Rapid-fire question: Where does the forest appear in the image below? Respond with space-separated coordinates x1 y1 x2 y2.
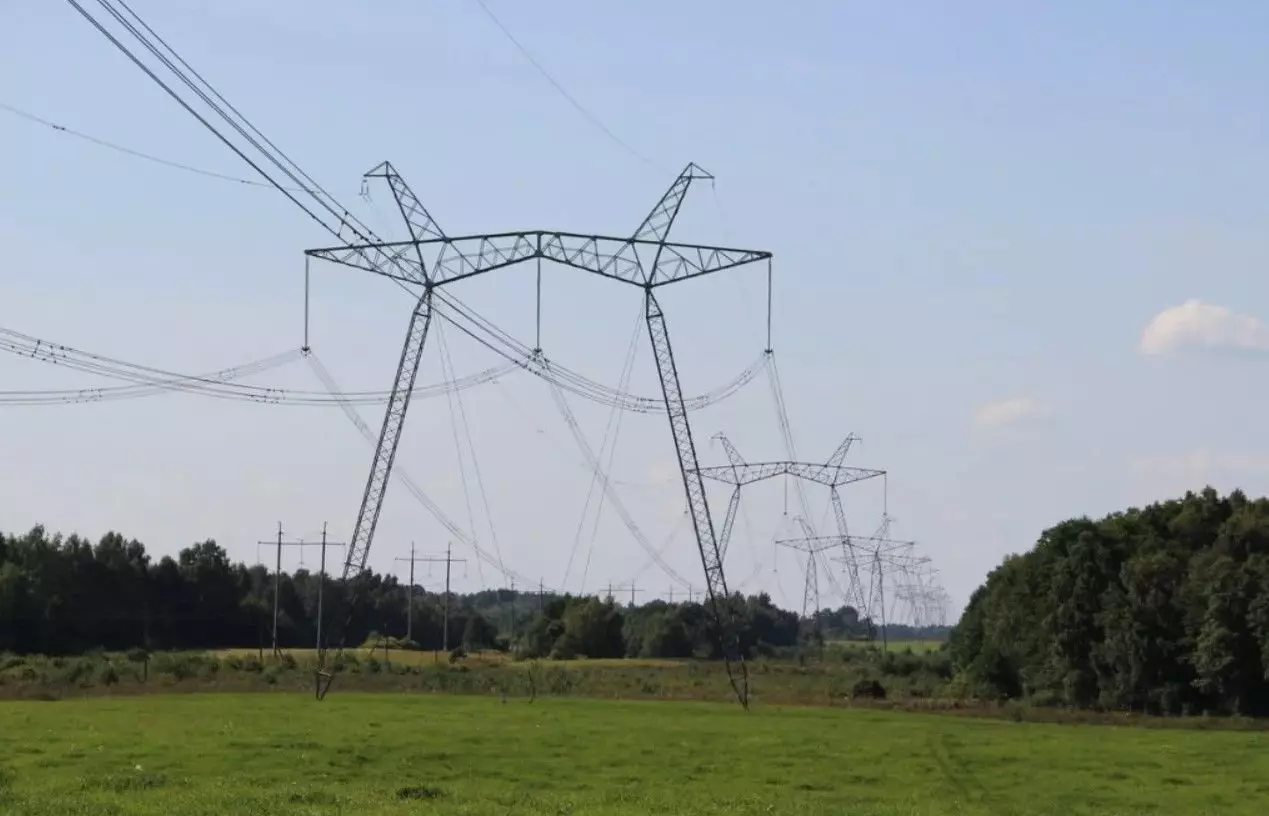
951 487 1269 716
0 525 926 659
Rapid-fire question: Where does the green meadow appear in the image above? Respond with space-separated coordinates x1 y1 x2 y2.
1 692 1266 815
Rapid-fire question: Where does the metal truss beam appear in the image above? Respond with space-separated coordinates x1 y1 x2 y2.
696 434 884 488
781 533 922 558
697 460 885 488
306 231 770 289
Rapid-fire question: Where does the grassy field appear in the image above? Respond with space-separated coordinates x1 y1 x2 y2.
830 639 946 656
1 693 1267 815
214 648 687 670
1 648 959 707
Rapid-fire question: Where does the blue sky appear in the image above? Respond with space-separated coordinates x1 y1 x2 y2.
4 1 1269 621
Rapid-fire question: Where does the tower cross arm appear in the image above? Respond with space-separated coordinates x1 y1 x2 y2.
787 463 887 488
305 242 427 286
695 461 790 486
695 461 885 487
777 533 918 551
306 231 770 289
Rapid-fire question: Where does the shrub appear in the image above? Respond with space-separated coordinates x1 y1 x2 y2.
64 658 97 685
98 664 120 686
851 679 887 700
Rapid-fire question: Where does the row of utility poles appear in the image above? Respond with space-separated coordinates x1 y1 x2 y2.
257 528 468 655
396 543 465 651
257 522 345 657
255 527 706 655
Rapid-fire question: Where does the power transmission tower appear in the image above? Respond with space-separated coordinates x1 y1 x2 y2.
395 543 465 649
307 162 772 706
776 525 840 659
779 526 930 651
697 432 885 612
256 523 313 657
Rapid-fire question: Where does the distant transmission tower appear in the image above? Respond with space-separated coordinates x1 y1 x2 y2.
697 432 885 617
306 162 772 706
775 520 841 657
778 520 930 650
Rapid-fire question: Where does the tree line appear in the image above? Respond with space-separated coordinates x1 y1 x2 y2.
950 487 1269 716
0 525 933 658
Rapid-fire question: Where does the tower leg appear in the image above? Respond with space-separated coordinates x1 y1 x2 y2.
718 486 741 562
317 288 434 699
643 288 748 708
831 488 869 621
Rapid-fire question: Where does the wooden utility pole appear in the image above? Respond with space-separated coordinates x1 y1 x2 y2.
256 523 311 657
396 544 465 650
271 522 281 654
313 523 346 652
509 578 517 642
602 583 641 606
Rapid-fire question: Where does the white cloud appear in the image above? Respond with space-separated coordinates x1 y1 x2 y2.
1139 299 1269 356
972 396 1047 429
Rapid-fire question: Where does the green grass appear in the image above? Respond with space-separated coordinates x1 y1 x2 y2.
829 638 946 655
214 648 687 670
1 693 1267 814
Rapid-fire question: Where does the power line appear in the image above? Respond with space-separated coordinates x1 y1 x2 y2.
468 0 656 168
0 100 292 188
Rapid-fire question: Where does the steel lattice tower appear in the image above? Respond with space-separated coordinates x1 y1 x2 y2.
697 432 886 619
306 162 771 705
777 526 931 648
